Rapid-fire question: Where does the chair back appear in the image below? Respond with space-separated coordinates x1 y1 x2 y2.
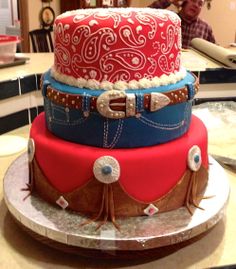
29 29 54 52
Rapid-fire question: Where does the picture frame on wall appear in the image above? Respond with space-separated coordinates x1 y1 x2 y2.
118 0 128 6
102 0 113 6
85 0 97 7
40 6 55 28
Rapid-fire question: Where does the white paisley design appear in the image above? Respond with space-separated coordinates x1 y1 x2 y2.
54 44 71 67
100 48 146 73
73 13 92 23
71 25 91 45
53 8 182 88
160 25 176 54
119 25 146 48
94 11 122 28
158 55 175 74
54 23 70 46
82 27 117 63
71 55 103 83
135 13 157 39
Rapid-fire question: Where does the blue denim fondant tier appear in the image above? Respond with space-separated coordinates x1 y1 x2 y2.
42 71 196 148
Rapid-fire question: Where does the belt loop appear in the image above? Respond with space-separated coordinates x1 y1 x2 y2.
186 82 195 100
82 93 91 117
42 80 50 97
136 93 144 113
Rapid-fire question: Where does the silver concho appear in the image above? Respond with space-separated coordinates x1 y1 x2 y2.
27 138 35 162
93 156 120 184
150 92 170 112
188 145 202 172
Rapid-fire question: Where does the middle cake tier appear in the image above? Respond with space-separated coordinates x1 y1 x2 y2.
42 70 198 148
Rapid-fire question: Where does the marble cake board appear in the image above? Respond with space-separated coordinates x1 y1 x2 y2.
3 153 230 258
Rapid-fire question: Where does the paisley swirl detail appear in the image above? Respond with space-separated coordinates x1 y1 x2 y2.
71 55 103 81
53 8 182 86
160 25 175 54
94 11 121 28
73 13 93 23
135 13 157 39
81 28 117 63
54 23 70 46
100 49 146 73
158 55 175 74
119 25 146 48
54 44 71 66
109 69 131 84
175 52 181 69
71 25 91 45
147 57 157 74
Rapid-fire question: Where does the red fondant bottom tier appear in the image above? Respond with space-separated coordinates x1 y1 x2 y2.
29 113 209 218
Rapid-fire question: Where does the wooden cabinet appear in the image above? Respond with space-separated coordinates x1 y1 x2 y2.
60 0 81 13
61 0 130 13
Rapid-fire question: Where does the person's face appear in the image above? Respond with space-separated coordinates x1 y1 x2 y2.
181 0 204 21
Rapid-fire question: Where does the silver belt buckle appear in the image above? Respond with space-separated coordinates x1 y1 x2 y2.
97 90 135 119
96 90 170 119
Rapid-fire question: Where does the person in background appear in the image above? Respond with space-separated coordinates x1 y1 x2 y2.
148 0 216 49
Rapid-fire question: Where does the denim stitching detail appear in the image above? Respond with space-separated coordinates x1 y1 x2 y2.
136 93 144 113
65 107 70 122
44 98 52 130
50 103 88 126
103 119 124 148
107 119 124 149
51 118 88 126
103 119 109 148
138 116 184 130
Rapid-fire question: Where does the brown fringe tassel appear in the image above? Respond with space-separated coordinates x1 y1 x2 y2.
185 171 208 215
21 161 34 201
80 183 120 231
185 172 204 215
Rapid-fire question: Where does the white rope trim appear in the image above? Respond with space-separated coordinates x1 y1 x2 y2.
50 67 187 91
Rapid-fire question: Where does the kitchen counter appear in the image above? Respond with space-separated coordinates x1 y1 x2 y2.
0 53 53 82
0 53 54 134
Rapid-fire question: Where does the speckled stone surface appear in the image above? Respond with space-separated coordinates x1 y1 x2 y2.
3 153 230 251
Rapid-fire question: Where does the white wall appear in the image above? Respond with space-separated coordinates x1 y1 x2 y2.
27 0 61 31
130 0 236 46
200 0 236 46
0 0 14 34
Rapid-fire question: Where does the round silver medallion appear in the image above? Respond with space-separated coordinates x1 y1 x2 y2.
93 156 120 184
188 145 202 171
27 138 35 162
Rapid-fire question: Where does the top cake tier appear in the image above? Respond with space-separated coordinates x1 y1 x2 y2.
52 8 183 91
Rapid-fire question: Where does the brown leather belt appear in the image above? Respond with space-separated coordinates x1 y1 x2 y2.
44 75 199 119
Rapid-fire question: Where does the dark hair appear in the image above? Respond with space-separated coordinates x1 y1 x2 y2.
182 1 187 7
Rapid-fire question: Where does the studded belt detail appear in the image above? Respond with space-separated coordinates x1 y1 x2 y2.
43 76 199 119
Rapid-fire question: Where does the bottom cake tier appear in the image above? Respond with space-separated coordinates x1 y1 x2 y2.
28 113 209 222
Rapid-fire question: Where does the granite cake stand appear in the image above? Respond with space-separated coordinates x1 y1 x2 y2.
3 153 230 259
